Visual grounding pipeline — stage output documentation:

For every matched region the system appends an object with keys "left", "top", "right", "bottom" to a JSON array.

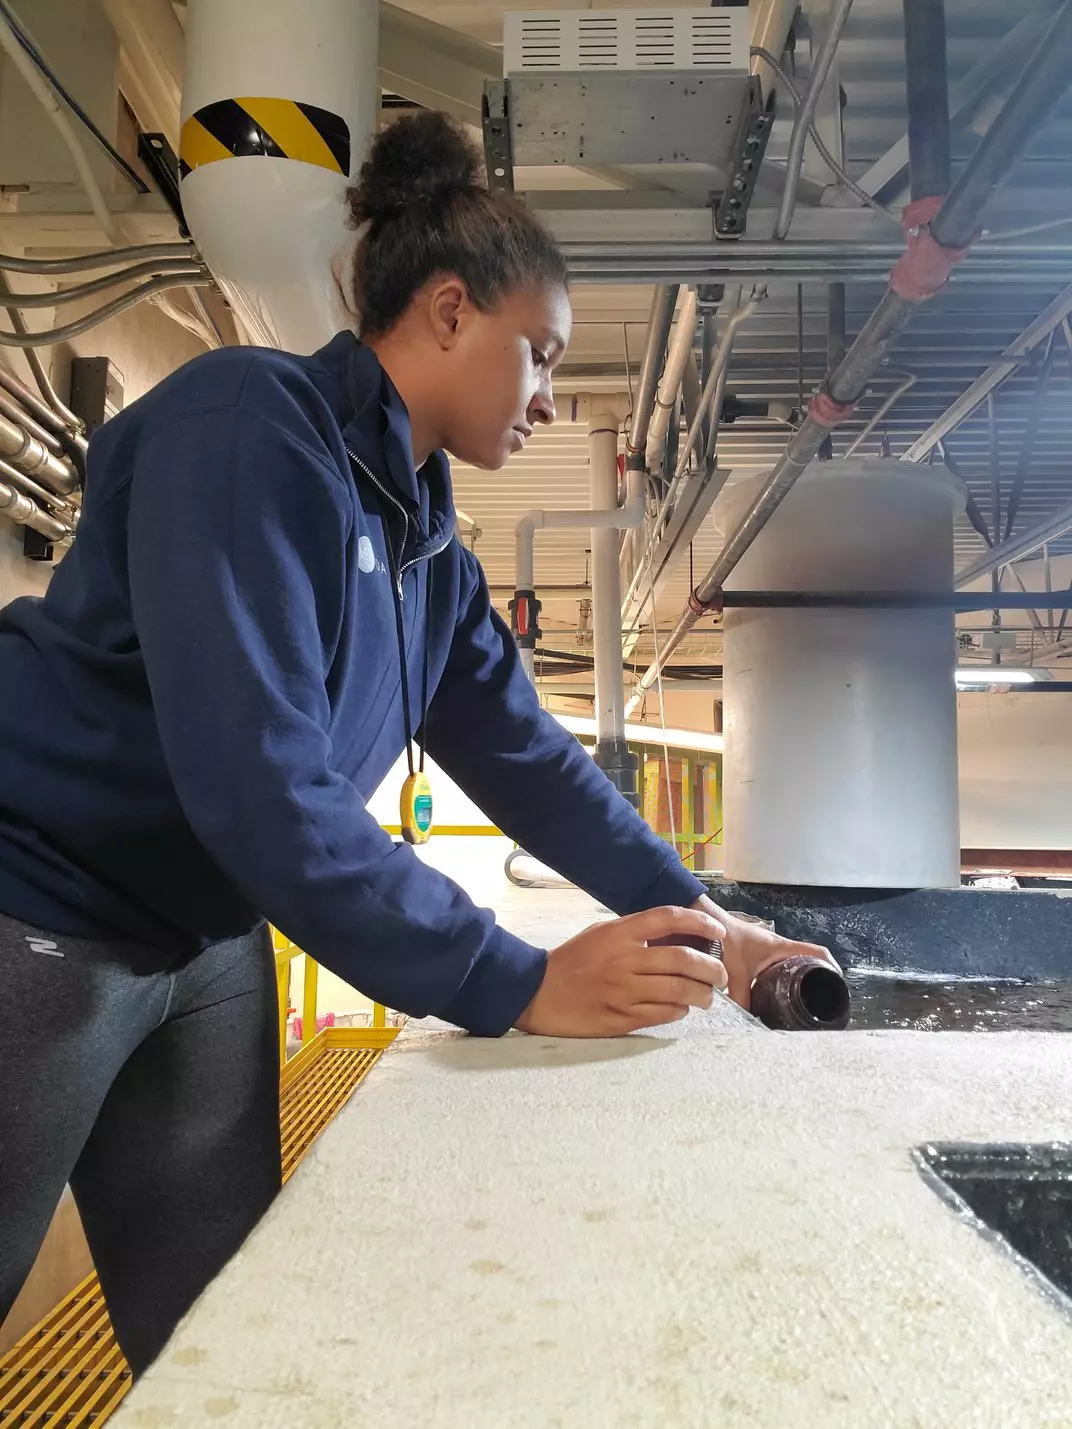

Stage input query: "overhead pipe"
[
  {"left": 669, "top": 286, "right": 763, "bottom": 493},
  {"left": 0, "top": 457, "right": 74, "bottom": 515},
  {"left": 0, "top": 362, "right": 83, "bottom": 443},
  {"left": 0, "top": 413, "right": 77, "bottom": 497},
  {"left": 589, "top": 411, "right": 639, "bottom": 803},
  {"left": 0, "top": 258, "right": 206, "bottom": 311},
  {"left": 625, "top": 285, "right": 677, "bottom": 471},
  {"left": 511, "top": 286, "right": 677, "bottom": 688},
  {"left": 513, "top": 400, "right": 637, "bottom": 684},
  {"left": 619, "top": 286, "right": 757, "bottom": 628},
  {"left": 0, "top": 275, "right": 86, "bottom": 437},
  {"left": 774, "top": 0, "right": 856, "bottom": 240},
  {"left": 903, "top": 0, "right": 951, "bottom": 201},
  {"left": 844, "top": 373, "right": 917, "bottom": 456},
  {"left": 0, "top": 391, "right": 65, "bottom": 457},
  {"left": 645, "top": 289, "right": 698, "bottom": 475},
  {"left": 0, "top": 479, "right": 70, "bottom": 542},
  {"left": 627, "top": 0, "right": 1072, "bottom": 714},
  {"left": 182, "top": 0, "right": 380, "bottom": 353},
  {"left": 0, "top": 274, "right": 212, "bottom": 349}
]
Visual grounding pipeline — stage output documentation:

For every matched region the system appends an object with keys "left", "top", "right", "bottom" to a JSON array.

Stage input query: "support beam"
[
  {"left": 901, "top": 283, "right": 1072, "bottom": 462},
  {"left": 377, "top": 5, "right": 497, "bottom": 127}
]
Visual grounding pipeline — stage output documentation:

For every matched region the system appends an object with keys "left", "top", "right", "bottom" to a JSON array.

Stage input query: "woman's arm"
[
  {"left": 424, "top": 549, "right": 706, "bottom": 916},
  {"left": 126, "top": 405, "right": 546, "bottom": 1035}
]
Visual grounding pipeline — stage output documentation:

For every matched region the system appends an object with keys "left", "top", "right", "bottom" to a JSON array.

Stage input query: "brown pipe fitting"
[{"left": 750, "top": 955, "right": 851, "bottom": 1032}]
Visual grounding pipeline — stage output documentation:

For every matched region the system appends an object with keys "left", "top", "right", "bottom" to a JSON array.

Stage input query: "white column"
[
  {"left": 721, "top": 457, "right": 966, "bottom": 888},
  {"left": 589, "top": 410, "right": 624, "bottom": 746}
]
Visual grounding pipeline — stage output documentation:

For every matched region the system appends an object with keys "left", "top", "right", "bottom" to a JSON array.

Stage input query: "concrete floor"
[{"left": 115, "top": 877, "right": 1072, "bottom": 1429}]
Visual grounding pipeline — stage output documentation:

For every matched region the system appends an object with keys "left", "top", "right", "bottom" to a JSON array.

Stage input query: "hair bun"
[{"left": 349, "top": 111, "right": 484, "bottom": 225}]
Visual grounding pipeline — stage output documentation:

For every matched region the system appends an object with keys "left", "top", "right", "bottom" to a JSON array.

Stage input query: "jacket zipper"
[{"left": 344, "top": 444, "right": 452, "bottom": 600}]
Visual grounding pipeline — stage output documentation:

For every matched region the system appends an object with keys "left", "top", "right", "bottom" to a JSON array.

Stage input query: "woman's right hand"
[{"left": 514, "top": 904, "right": 729, "bottom": 1038}]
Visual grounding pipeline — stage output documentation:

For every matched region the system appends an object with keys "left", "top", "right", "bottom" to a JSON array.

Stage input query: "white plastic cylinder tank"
[
  {"left": 181, "top": 0, "right": 379, "bottom": 353},
  {"left": 720, "top": 456, "right": 966, "bottom": 888}
]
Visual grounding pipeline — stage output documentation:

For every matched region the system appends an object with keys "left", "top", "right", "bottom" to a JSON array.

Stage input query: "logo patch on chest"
[{"left": 357, "top": 535, "right": 378, "bottom": 574}]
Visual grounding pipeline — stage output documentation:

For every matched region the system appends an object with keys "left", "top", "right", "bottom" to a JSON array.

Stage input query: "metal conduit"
[
  {"left": 775, "top": 0, "right": 856, "bottom": 239},
  {"left": 0, "top": 478, "right": 69, "bottom": 540},
  {"left": 0, "top": 274, "right": 213, "bottom": 348},
  {"left": 0, "top": 242, "right": 196, "bottom": 275},
  {"left": 0, "top": 411, "right": 77, "bottom": 495},
  {"left": 0, "top": 258, "right": 210, "bottom": 310},
  {"left": 627, "top": 0, "right": 1072, "bottom": 712},
  {"left": 625, "top": 285, "right": 677, "bottom": 469},
  {"left": 0, "top": 389, "right": 65, "bottom": 455}
]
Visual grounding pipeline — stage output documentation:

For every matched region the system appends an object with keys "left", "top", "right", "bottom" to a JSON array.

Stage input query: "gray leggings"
[{"left": 0, "top": 911, "right": 281, "bottom": 1376}]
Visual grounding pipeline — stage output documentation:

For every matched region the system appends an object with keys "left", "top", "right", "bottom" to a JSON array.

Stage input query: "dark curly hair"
[{"left": 345, "top": 110, "right": 568, "bottom": 338}]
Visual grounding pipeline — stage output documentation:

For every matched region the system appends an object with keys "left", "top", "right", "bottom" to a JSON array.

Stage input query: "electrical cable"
[
  {"left": 750, "top": 45, "right": 901, "bottom": 225},
  {"left": 0, "top": 274, "right": 213, "bottom": 349},
  {"left": 0, "top": 0, "right": 148, "bottom": 193}
]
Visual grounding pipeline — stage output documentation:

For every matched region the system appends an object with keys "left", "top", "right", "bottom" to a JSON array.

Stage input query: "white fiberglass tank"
[
  {"left": 181, "top": 0, "right": 378, "bottom": 352},
  {"left": 719, "top": 456, "right": 966, "bottom": 888}
]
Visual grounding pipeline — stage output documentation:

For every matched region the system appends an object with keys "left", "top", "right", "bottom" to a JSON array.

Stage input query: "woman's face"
[{"left": 440, "top": 281, "right": 572, "bottom": 471}]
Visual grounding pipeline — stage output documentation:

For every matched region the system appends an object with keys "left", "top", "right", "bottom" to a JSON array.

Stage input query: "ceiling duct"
[{"left": 180, "top": 0, "right": 378, "bottom": 352}]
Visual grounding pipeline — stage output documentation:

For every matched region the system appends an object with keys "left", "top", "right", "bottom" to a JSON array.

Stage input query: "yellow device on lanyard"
[
  {"left": 380, "top": 508, "right": 434, "bottom": 845},
  {"left": 401, "top": 769, "right": 433, "bottom": 845}
]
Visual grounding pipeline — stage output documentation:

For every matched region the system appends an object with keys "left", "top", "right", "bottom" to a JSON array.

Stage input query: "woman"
[{"left": 0, "top": 112, "right": 827, "bottom": 1373}]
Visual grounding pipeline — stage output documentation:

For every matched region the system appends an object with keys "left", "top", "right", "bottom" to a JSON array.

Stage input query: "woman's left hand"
[{"left": 691, "top": 895, "right": 841, "bottom": 1010}]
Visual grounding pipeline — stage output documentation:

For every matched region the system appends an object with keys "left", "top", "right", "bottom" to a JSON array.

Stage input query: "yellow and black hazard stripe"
[{"left": 179, "top": 98, "right": 350, "bottom": 179}]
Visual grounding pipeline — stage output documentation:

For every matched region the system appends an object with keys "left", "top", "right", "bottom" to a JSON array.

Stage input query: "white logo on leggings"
[{"left": 26, "top": 937, "right": 63, "bottom": 957}]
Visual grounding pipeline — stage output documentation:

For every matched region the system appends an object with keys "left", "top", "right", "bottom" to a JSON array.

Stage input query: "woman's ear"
[{"left": 427, "top": 278, "right": 471, "bottom": 351}]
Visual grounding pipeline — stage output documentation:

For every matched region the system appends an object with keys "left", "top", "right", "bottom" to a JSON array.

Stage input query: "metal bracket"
[
  {"left": 714, "top": 77, "right": 776, "bottom": 238},
  {"left": 139, "top": 133, "right": 188, "bottom": 237},
  {"left": 482, "top": 80, "right": 515, "bottom": 194}
]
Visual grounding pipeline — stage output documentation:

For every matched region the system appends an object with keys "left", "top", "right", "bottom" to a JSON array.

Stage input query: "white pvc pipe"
[
  {"left": 0, "top": 13, "right": 117, "bottom": 244},
  {"left": 514, "top": 413, "right": 641, "bottom": 688},
  {"left": 720, "top": 457, "right": 966, "bottom": 889},
  {"left": 645, "top": 289, "right": 698, "bottom": 475},
  {"left": 589, "top": 411, "right": 626, "bottom": 743},
  {"left": 182, "top": 0, "right": 379, "bottom": 353}
]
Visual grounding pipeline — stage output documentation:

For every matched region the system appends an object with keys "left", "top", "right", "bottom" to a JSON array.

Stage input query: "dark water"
[{"left": 846, "top": 972, "right": 1072, "bottom": 1032}]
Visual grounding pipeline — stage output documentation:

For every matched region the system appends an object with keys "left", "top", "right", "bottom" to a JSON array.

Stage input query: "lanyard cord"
[{"left": 378, "top": 509, "right": 433, "bottom": 778}]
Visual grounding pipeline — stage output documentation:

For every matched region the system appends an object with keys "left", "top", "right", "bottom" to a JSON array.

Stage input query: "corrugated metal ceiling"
[{"left": 441, "top": 0, "right": 1072, "bottom": 667}]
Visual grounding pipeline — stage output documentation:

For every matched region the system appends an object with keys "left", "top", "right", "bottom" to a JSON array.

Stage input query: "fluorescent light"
[
  {"left": 955, "top": 668, "right": 1037, "bottom": 685},
  {"left": 552, "top": 712, "right": 725, "bottom": 754}
]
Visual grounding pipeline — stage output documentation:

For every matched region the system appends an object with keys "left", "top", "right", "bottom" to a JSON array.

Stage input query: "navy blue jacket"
[{"left": 0, "top": 334, "right": 704, "bottom": 1034}]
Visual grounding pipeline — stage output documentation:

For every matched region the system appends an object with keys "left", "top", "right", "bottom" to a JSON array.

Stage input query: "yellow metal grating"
[{"left": 0, "top": 1030, "right": 394, "bottom": 1425}]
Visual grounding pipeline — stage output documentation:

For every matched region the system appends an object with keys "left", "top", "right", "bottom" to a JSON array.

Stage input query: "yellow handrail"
[{"left": 271, "top": 928, "right": 390, "bottom": 1062}]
